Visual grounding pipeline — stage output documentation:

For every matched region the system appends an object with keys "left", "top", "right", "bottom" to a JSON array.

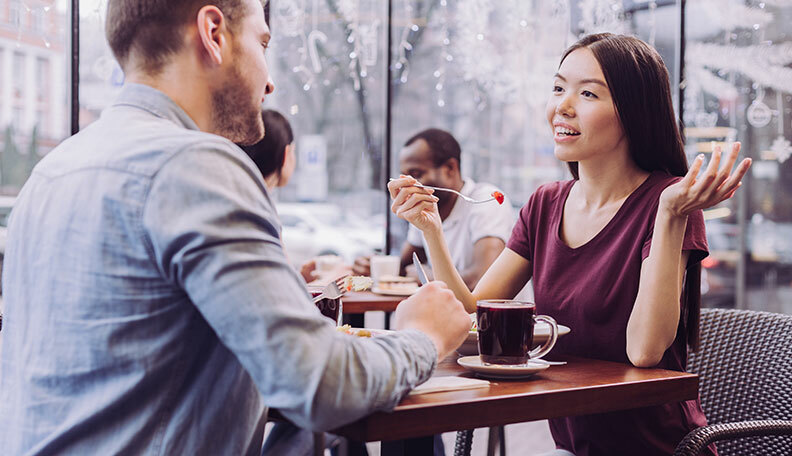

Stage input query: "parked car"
[{"left": 276, "top": 203, "right": 383, "bottom": 266}]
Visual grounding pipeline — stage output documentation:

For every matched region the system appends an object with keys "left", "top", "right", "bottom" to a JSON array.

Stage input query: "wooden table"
[
  {"left": 341, "top": 291, "right": 407, "bottom": 329},
  {"left": 342, "top": 291, "right": 406, "bottom": 314},
  {"left": 330, "top": 354, "right": 699, "bottom": 455}
]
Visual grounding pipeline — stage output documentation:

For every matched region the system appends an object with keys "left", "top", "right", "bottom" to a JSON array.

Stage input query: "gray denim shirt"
[{"left": 0, "top": 83, "right": 436, "bottom": 455}]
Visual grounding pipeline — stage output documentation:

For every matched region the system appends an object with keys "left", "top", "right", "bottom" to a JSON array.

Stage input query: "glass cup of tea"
[
  {"left": 308, "top": 286, "right": 343, "bottom": 326},
  {"left": 476, "top": 300, "right": 558, "bottom": 365}
]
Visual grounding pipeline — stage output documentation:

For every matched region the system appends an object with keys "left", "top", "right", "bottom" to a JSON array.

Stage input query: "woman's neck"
[
  {"left": 264, "top": 174, "right": 280, "bottom": 190},
  {"left": 574, "top": 157, "right": 650, "bottom": 210}
]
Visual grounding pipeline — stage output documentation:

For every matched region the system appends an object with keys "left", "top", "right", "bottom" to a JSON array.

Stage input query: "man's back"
[
  {"left": 0, "top": 84, "right": 438, "bottom": 455},
  {"left": 0, "top": 84, "right": 272, "bottom": 455}
]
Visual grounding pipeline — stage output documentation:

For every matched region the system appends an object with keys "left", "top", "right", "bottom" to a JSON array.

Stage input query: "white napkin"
[{"left": 409, "top": 376, "right": 490, "bottom": 396}]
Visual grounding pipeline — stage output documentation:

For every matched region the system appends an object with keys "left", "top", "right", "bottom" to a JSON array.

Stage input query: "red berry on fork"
[{"left": 492, "top": 191, "right": 504, "bottom": 205}]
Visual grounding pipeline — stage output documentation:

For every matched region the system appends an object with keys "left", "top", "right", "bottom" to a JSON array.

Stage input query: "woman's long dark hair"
[
  {"left": 560, "top": 33, "right": 701, "bottom": 351},
  {"left": 239, "top": 109, "right": 294, "bottom": 186}
]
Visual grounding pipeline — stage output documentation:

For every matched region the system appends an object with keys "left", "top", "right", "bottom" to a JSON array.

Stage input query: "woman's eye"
[
  {"left": 552, "top": 85, "right": 563, "bottom": 93},
  {"left": 582, "top": 90, "right": 597, "bottom": 98}
]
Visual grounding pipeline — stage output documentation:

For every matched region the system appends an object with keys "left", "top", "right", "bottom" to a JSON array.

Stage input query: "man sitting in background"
[{"left": 354, "top": 128, "right": 514, "bottom": 290}]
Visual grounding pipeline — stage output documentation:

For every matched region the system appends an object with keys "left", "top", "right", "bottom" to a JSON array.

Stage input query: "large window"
[
  {"left": 0, "top": 0, "right": 789, "bottom": 315},
  {"left": 683, "top": 1, "right": 792, "bottom": 313},
  {"left": 0, "top": 0, "right": 68, "bottom": 196}
]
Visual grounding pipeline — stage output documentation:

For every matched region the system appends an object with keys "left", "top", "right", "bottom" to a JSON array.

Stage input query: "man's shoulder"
[{"left": 42, "top": 111, "right": 248, "bottom": 180}]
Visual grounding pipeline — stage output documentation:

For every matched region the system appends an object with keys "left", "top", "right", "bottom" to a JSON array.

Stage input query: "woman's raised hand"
[
  {"left": 659, "top": 142, "right": 752, "bottom": 218},
  {"left": 387, "top": 175, "right": 442, "bottom": 233}
]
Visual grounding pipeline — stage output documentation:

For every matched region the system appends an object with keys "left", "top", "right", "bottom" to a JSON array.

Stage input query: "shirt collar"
[{"left": 112, "top": 83, "right": 201, "bottom": 132}]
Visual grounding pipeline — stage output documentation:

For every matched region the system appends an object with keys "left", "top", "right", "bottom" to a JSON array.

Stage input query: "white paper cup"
[
  {"left": 370, "top": 255, "right": 400, "bottom": 285},
  {"left": 316, "top": 255, "right": 343, "bottom": 273}
]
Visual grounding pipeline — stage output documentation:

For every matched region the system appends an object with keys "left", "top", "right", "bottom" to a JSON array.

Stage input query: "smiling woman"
[{"left": 388, "top": 32, "right": 751, "bottom": 456}]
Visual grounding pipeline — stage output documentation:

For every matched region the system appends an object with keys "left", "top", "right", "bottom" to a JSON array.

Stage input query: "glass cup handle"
[{"left": 529, "top": 315, "right": 558, "bottom": 360}]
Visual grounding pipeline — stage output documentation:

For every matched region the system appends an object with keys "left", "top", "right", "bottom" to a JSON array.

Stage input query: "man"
[
  {"left": 354, "top": 128, "right": 515, "bottom": 290},
  {"left": 0, "top": 2, "right": 470, "bottom": 455}
]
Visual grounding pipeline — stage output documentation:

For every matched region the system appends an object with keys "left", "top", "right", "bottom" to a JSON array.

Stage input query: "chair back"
[{"left": 688, "top": 308, "right": 792, "bottom": 455}]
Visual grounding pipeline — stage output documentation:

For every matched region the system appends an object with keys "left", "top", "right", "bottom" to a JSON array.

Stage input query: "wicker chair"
[{"left": 674, "top": 308, "right": 792, "bottom": 456}]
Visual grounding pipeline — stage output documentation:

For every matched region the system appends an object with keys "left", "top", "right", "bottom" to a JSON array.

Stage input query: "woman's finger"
[
  {"left": 713, "top": 142, "right": 742, "bottom": 193},
  {"left": 712, "top": 158, "right": 752, "bottom": 201},
  {"left": 390, "top": 183, "right": 433, "bottom": 209},
  {"left": 392, "top": 191, "right": 438, "bottom": 215},
  {"left": 390, "top": 184, "right": 418, "bottom": 208},
  {"left": 681, "top": 154, "right": 705, "bottom": 187},
  {"left": 398, "top": 200, "right": 437, "bottom": 221},
  {"left": 387, "top": 176, "right": 417, "bottom": 199},
  {"left": 691, "top": 147, "right": 721, "bottom": 195}
]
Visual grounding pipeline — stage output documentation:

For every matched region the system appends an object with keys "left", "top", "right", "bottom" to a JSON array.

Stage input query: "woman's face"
[{"left": 545, "top": 47, "right": 627, "bottom": 165}]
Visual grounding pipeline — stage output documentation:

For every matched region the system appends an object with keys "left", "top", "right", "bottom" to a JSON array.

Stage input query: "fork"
[
  {"left": 312, "top": 275, "right": 349, "bottom": 303},
  {"left": 388, "top": 178, "right": 496, "bottom": 204}
]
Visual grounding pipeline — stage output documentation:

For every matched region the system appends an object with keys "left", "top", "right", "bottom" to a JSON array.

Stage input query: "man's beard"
[{"left": 210, "top": 63, "right": 264, "bottom": 145}]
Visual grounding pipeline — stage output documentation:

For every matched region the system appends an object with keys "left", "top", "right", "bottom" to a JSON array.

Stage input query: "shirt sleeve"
[
  {"left": 506, "top": 192, "right": 538, "bottom": 261},
  {"left": 641, "top": 208, "right": 709, "bottom": 268},
  {"left": 141, "top": 143, "right": 437, "bottom": 431},
  {"left": 467, "top": 186, "right": 516, "bottom": 245}
]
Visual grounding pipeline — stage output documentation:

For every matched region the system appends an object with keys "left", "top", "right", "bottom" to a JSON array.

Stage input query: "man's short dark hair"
[
  {"left": 105, "top": 0, "right": 255, "bottom": 74},
  {"left": 404, "top": 128, "right": 461, "bottom": 169}
]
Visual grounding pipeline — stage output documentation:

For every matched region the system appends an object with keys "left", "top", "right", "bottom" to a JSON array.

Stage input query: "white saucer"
[
  {"left": 371, "top": 286, "right": 418, "bottom": 296},
  {"left": 457, "top": 356, "right": 549, "bottom": 379},
  {"left": 456, "top": 323, "right": 572, "bottom": 356}
]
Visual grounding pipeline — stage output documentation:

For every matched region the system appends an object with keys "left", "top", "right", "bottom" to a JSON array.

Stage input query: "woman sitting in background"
[
  {"left": 239, "top": 109, "right": 323, "bottom": 284},
  {"left": 240, "top": 109, "right": 297, "bottom": 190}
]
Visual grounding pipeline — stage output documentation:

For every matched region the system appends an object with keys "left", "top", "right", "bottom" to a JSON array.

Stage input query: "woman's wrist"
[
  {"left": 422, "top": 224, "right": 444, "bottom": 243},
  {"left": 657, "top": 199, "right": 690, "bottom": 223},
  {"left": 656, "top": 202, "right": 689, "bottom": 235}
]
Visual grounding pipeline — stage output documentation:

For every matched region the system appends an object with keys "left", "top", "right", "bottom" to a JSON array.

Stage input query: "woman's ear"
[{"left": 280, "top": 142, "right": 297, "bottom": 186}]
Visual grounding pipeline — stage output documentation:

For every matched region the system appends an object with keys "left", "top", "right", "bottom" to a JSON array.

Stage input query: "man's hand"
[
  {"left": 393, "top": 281, "right": 470, "bottom": 361},
  {"left": 352, "top": 256, "right": 371, "bottom": 276},
  {"left": 299, "top": 259, "right": 317, "bottom": 283}
]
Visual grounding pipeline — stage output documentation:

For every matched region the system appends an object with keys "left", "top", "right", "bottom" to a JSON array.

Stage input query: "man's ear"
[
  {"left": 196, "top": 6, "right": 227, "bottom": 65},
  {"left": 441, "top": 158, "right": 460, "bottom": 177}
]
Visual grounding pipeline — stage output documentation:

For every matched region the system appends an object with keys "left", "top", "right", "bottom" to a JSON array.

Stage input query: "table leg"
[
  {"left": 381, "top": 436, "right": 434, "bottom": 456},
  {"left": 384, "top": 311, "right": 392, "bottom": 330}
]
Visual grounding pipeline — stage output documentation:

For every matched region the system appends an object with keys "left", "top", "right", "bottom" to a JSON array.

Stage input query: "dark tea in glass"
[
  {"left": 309, "top": 288, "right": 342, "bottom": 325},
  {"left": 477, "top": 301, "right": 535, "bottom": 365}
]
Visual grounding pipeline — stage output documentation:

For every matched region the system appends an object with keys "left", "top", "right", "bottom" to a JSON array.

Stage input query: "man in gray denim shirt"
[{"left": 0, "top": 1, "right": 470, "bottom": 454}]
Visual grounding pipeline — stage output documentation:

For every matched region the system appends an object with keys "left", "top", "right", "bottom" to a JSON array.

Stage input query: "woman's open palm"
[{"left": 659, "top": 142, "right": 752, "bottom": 217}]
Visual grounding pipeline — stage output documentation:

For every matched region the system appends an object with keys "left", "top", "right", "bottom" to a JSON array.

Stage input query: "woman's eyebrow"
[{"left": 552, "top": 73, "right": 607, "bottom": 87}]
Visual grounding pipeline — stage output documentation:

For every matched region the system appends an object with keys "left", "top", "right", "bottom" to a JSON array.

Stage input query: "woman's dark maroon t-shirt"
[{"left": 506, "top": 171, "right": 715, "bottom": 456}]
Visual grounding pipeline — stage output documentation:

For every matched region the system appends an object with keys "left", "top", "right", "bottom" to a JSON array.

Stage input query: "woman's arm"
[
  {"left": 628, "top": 217, "right": 690, "bottom": 367},
  {"left": 423, "top": 230, "right": 531, "bottom": 312},
  {"left": 388, "top": 176, "right": 531, "bottom": 312},
  {"left": 627, "top": 143, "right": 751, "bottom": 367}
]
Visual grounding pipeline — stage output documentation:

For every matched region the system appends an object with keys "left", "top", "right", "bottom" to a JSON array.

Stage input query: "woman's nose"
[
  {"left": 556, "top": 96, "right": 574, "bottom": 117},
  {"left": 265, "top": 77, "right": 275, "bottom": 95}
]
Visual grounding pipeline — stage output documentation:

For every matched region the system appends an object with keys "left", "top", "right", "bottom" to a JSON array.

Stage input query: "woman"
[
  {"left": 240, "top": 109, "right": 297, "bottom": 190},
  {"left": 388, "top": 33, "right": 750, "bottom": 456}
]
